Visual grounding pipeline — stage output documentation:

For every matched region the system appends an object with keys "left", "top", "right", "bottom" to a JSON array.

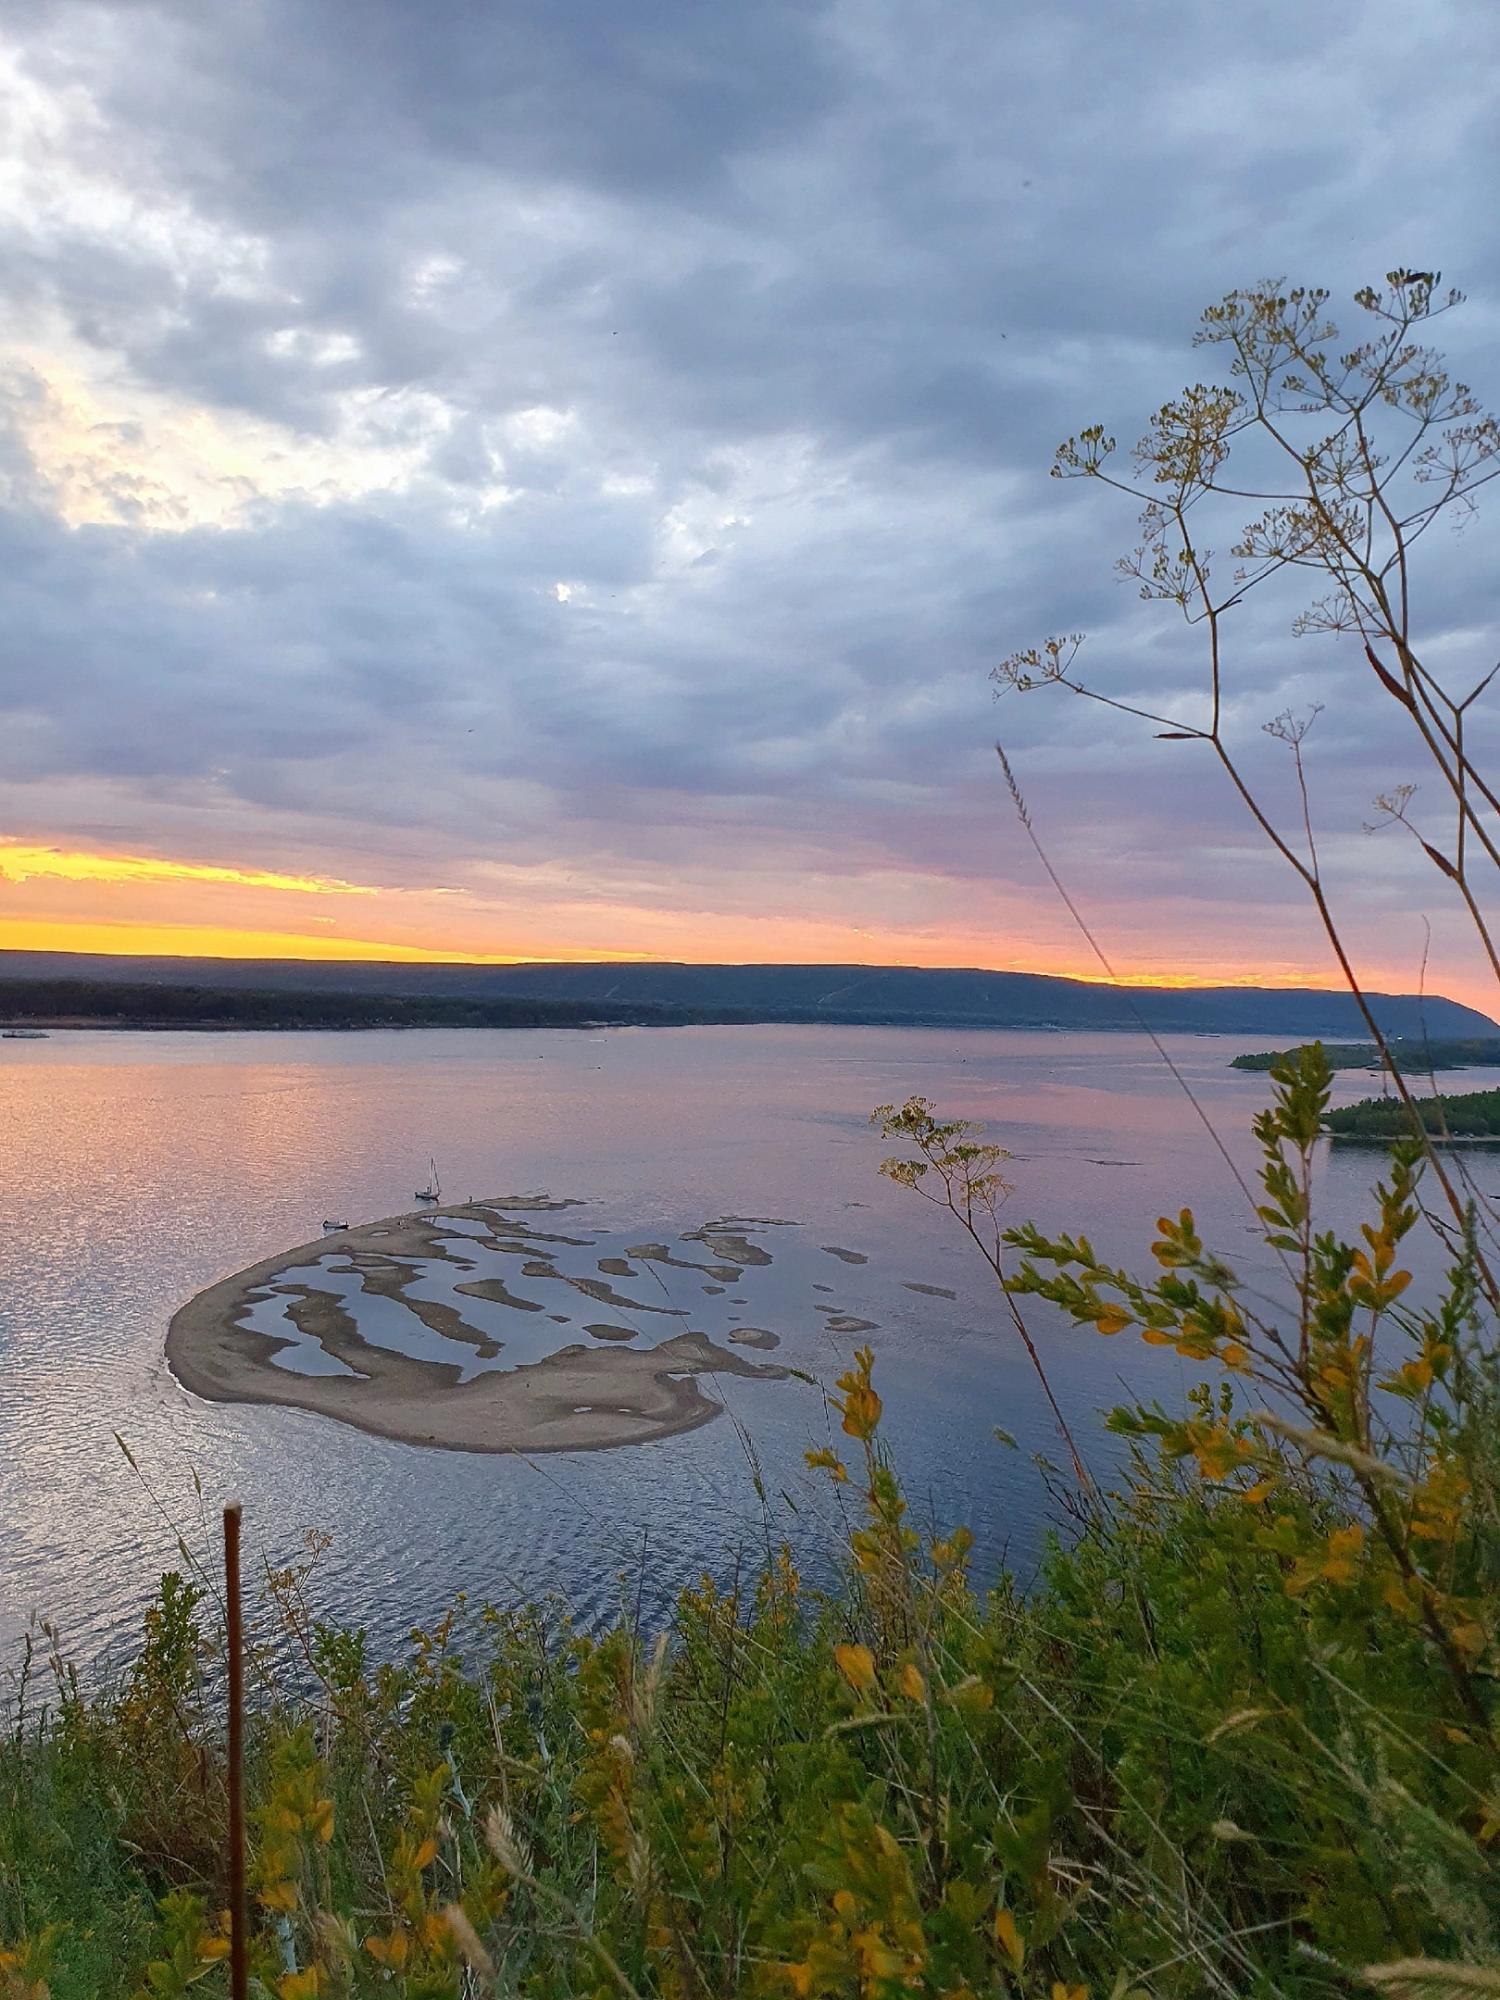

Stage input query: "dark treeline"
[
  {"left": 2, "top": 952, "right": 1496, "bottom": 1037},
  {"left": 1233, "top": 1037, "right": 1500, "bottom": 1073},
  {"left": 1324, "top": 1084, "right": 1500, "bottom": 1138},
  {"left": 0, "top": 978, "right": 672, "bottom": 1032}
]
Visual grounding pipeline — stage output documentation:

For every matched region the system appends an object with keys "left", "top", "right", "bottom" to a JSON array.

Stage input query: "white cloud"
[
  {"left": 1, "top": 328, "right": 455, "bottom": 527},
  {"left": 0, "top": 34, "right": 275, "bottom": 299}
]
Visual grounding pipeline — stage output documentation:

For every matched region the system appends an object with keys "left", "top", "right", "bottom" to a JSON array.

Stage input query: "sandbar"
[
  {"left": 817, "top": 1309, "right": 879, "bottom": 1333},
  {"left": 563, "top": 1274, "right": 686, "bottom": 1315},
  {"left": 167, "top": 1199, "right": 789, "bottom": 1455},
  {"left": 682, "top": 1223, "right": 773, "bottom": 1268},
  {"left": 627, "top": 1243, "right": 743, "bottom": 1282},
  {"left": 455, "top": 1276, "right": 545, "bottom": 1314}
]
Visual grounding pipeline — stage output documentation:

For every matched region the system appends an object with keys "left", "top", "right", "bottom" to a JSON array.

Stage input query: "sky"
[{"left": 1, "top": 0, "right": 1498, "bottom": 1010}]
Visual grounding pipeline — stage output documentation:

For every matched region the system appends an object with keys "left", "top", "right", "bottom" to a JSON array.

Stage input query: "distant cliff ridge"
[{"left": 0, "top": 951, "right": 1493, "bottom": 1038}]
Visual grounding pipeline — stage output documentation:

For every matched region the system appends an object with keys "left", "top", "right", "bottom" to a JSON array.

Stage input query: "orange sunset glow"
[
  {"left": 0, "top": 910, "right": 1354, "bottom": 987},
  {"left": 0, "top": 841, "right": 378, "bottom": 898},
  {"left": 2, "top": 831, "right": 1472, "bottom": 1004}
]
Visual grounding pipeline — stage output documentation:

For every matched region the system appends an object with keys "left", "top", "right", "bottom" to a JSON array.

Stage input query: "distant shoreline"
[
  {"left": 0, "top": 997, "right": 1476, "bottom": 1042},
  {"left": 0, "top": 1013, "right": 1401, "bottom": 1039},
  {"left": 1, "top": 954, "right": 1491, "bottom": 1043},
  {"left": 2, "top": 1015, "right": 626, "bottom": 1034},
  {"left": 1323, "top": 1082, "right": 1500, "bottom": 1143}
]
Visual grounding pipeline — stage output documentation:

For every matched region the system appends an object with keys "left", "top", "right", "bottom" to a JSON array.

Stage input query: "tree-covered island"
[
  {"left": 1324, "top": 1084, "right": 1500, "bottom": 1139},
  {"left": 1233, "top": 1038, "right": 1500, "bottom": 1073}
]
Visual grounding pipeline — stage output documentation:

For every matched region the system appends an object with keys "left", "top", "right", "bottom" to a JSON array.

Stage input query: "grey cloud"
[{"left": 0, "top": 0, "right": 1498, "bottom": 985}]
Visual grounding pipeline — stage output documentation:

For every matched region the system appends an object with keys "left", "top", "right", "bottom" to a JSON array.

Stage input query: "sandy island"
[{"left": 166, "top": 1198, "right": 791, "bottom": 1455}]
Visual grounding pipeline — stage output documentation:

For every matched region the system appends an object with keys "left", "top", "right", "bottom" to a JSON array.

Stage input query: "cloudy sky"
[{"left": 1, "top": 0, "right": 1497, "bottom": 1007}]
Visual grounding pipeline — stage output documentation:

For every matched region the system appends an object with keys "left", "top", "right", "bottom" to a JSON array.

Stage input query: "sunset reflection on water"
[{"left": 2, "top": 1023, "right": 1481, "bottom": 1667}]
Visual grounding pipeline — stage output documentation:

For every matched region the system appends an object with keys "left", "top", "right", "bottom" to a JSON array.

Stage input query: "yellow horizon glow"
[
  {"left": 0, "top": 918, "right": 527, "bottom": 963},
  {"left": 0, "top": 842, "right": 376, "bottom": 897},
  {"left": 0, "top": 918, "right": 666, "bottom": 966},
  {"left": 0, "top": 834, "right": 1399, "bottom": 995},
  {"left": 0, "top": 914, "right": 1356, "bottom": 991},
  {"left": 2, "top": 834, "right": 1481, "bottom": 1002},
  {"left": 1044, "top": 966, "right": 1338, "bottom": 992}
]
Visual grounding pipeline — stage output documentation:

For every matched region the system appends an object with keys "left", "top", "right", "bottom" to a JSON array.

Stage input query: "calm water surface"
[{"left": 2, "top": 1024, "right": 1487, "bottom": 1666}]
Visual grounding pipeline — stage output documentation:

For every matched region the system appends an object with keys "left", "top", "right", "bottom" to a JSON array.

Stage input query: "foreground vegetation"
[
  {"left": 4, "top": 1048, "right": 1500, "bottom": 1998},
  {"left": 1326, "top": 1086, "right": 1500, "bottom": 1139},
  {"left": 1233, "top": 1042, "right": 1500, "bottom": 1076}
]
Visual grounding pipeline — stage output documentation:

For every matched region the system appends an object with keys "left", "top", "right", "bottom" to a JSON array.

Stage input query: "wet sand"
[
  {"left": 167, "top": 1199, "right": 788, "bottom": 1455},
  {"left": 729, "top": 1327, "right": 781, "bottom": 1349},
  {"left": 817, "top": 1309, "right": 878, "bottom": 1333}
]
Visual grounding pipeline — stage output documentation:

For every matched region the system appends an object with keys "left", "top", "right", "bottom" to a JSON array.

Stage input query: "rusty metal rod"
[{"left": 223, "top": 1503, "right": 248, "bottom": 2000}]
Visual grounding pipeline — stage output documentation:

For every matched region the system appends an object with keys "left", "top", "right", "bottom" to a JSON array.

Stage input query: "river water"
[{"left": 1, "top": 1023, "right": 1485, "bottom": 1667}]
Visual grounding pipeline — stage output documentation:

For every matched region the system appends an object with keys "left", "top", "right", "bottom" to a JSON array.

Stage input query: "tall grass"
[{"left": 3, "top": 1051, "right": 1497, "bottom": 1998}]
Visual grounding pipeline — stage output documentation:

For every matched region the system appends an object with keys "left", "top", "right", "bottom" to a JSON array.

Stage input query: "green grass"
[{"left": 4, "top": 1427, "right": 1496, "bottom": 1999}]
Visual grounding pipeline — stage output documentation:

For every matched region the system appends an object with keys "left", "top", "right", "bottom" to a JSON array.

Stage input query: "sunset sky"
[{"left": 1, "top": 2, "right": 1498, "bottom": 1011}]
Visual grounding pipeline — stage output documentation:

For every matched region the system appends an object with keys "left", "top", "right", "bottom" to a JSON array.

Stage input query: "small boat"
[
  {"left": 322, "top": 1218, "right": 349, "bottom": 1234},
  {"left": 2, "top": 1029, "right": 49, "bottom": 1040},
  {"left": 415, "top": 1158, "right": 442, "bottom": 1204}
]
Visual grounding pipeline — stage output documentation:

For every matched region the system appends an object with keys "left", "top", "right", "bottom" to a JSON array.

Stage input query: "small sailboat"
[{"left": 415, "top": 1158, "right": 442, "bottom": 1204}]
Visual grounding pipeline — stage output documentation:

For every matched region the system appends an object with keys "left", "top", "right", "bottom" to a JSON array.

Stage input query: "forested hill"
[
  {"left": 0, "top": 951, "right": 1493, "bottom": 1037},
  {"left": 0, "top": 979, "right": 658, "bottom": 1033}
]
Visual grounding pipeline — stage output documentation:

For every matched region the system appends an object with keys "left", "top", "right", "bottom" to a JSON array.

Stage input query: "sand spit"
[
  {"left": 564, "top": 1274, "right": 686, "bottom": 1316},
  {"left": 167, "top": 1199, "right": 789, "bottom": 1455},
  {"left": 455, "top": 1276, "right": 545, "bottom": 1314}
]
